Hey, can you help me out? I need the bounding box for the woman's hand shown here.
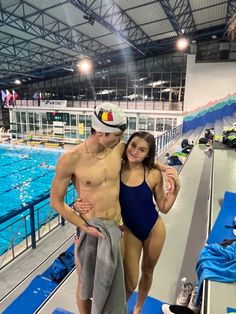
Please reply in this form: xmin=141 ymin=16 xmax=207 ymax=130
xmin=164 ymin=167 xmax=180 ymax=194
xmin=157 ymin=161 xmax=180 ymax=194
xmin=73 ymin=198 xmax=93 ymax=214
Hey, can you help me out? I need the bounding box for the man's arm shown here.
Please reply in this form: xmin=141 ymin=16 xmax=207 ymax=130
xmin=50 ymin=153 xmax=105 ymax=238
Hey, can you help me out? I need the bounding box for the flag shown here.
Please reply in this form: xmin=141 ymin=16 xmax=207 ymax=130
xmin=6 ymin=89 xmax=12 ymax=106
xmin=1 ymin=90 xmax=6 ymax=103
xmin=12 ymin=90 xmax=19 ymax=101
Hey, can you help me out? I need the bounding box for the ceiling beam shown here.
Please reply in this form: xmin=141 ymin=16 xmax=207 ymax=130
xmin=0 ymin=0 xmax=113 ymax=57
xmin=159 ymin=0 xmax=196 ymax=35
xmin=69 ymin=0 xmax=152 ymax=56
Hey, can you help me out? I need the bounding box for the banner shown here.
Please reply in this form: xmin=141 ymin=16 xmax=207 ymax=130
xmin=40 ymin=100 xmax=67 ymax=109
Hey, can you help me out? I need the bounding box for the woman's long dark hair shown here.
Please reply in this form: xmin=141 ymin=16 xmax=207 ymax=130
xmin=122 ymin=131 xmax=156 ymax=169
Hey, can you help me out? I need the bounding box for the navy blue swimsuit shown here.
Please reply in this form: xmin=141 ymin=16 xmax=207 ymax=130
xmin=120 ymin=166 xmax=159 ymax=241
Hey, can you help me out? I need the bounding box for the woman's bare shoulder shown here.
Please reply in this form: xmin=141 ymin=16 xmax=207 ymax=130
xmin=147 ymin=167 xmax=162 ymax=186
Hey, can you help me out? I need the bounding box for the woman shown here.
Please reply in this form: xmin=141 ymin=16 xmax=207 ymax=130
xmin=120 ymin=131 xmax=180 ymax=314
xmin=74 ymin=131 xmax=180 ymax=313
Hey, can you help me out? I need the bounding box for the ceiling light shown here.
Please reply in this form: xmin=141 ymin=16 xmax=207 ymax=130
xmin=77 ymin=59 xmax=93 ymax=73
xmin=176 ymin=37 xmax=189 ymax=51
xmin=15 ymin=79 xmax=21 ymax=85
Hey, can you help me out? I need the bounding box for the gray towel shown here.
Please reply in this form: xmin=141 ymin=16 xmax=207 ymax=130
xmin=77 ymin=218 xmax=127 ymax=314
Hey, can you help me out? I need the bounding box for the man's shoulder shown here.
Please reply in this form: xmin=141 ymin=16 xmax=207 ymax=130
xmin=114 ymin=141 xmax=125 ymax=154
xmin=59 ymin=145 xmax=82 ymax=163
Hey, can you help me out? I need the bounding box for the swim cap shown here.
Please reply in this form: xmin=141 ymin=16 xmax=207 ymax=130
xmin=92 ymin=103 xmax=127 ymax=132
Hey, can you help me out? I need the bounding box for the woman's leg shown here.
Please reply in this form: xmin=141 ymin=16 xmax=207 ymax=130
xmin=74 ymin=243 xmax=92 ymax=314
xmin=123 ymin=226 xmax=143 ymax=300
xmin=134 ymin=217 xmax=166 ymax=314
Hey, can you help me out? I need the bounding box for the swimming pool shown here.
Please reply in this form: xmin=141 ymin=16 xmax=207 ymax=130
xmin=0 ymin=144 xmax=75 ymax=257
xmin=0 ymin=144 xmax=62 ymax=216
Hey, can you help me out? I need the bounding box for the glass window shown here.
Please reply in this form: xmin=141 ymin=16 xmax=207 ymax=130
xmin=173 ymin=118 xmax=177 ymax=128
xmin=58 ymin=77 xmax=64 ymax=99
xmin=86 ymin=115 xmax=92 ymax=128
xmin=147 ymin=118 xmax=155 ymax=131
xmin=153 ymin=56 xmax=163 ymax=71
xmin=109 ymin=65 xmax=117 ymax=88
xmin=64 ymin=75 xmax=73 ymax=100
xmin=164 ymin=118 xmax=172 ymax=130
xmin=29 ymin=113 xmax=34 ymax=123
xmin=156 ymin=118 xmax=164 ymax=131
xmin=136 ymin=59 xmax=144 ymax=72
xmin=138 ymin=117 xmax=147 ymax=130
xmin=101 ymin=68 xmax=109 ymax=88
xmin=29 ymin=124 xmax=35 ymax=132
xmin=79 ymin=115 xmax=86 ymax=124
xmin=128 ymin=117 xmax=136 ymax=130
xmin=71 ymin=114 xmax=76 ymax=126
xmin=21 ymin=112 xmax=26 ymax=123
xmin=73 ymin=74 xmax=80 ymax=100
xmin=42 ymin=113 xmax=47 ymax=125
xmin=145 ymin=57 xmax=154 ymax=72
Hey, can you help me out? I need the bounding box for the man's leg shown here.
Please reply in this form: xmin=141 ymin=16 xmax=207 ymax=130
xmin=74 ymin=242 xmax=91 ymax=314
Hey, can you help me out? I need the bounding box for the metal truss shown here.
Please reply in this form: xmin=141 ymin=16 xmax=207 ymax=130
xmin=0 ymin=30 xmax=78 ymax=77
xmin=0 ymin=0 xmax=113 ymax=61
xmin=226 ymin=0 xmax=236 ymax=19
xmin=159 ymin=0 xmax=196 ymax=35
xmin=69 ymin=0 xmax=152 ymax=56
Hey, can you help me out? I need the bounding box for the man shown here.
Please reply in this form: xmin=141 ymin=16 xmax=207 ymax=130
xmin=50 ymin=103 xmax=128 ymax=314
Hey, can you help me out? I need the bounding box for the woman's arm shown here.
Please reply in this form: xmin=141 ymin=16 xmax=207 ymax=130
xmin=151 ymin=167 xmax=180 ymax=214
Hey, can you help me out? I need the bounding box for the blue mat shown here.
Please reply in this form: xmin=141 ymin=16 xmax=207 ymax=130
xmin=3 ymin=244 xmax=75 ymax=314
xmin=52 ymin=308 xmax=75 ymax=314
xmin=227 ymin=307 xmax=236 ymax=313
xmin=51 ymin=293 xmax=165 ymax=314
xmin=3 ymin=275 xmax=57 ymax=314
xmin=207 ymin=191 xmax=236 ymax=244
xmin=128 ymin=292 xmax=165 ymax=314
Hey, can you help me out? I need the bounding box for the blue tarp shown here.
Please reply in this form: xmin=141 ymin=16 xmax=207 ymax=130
xmin=207 ymin=191 xmax=236 ymax=244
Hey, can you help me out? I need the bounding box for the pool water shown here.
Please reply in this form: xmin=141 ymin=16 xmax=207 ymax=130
xmin=0 ymin=144 xmax=72 ymax=255
xmin=0 ymin=144 xmax=62 ymax=217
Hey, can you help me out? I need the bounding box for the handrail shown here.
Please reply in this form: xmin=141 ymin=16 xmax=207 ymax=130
xmin=0 ymin=192 xmax=51 ymax=225
xmin=155 ymin=124 xmax=183 ymax=157
xmin=0 ymin=184 xmax=73 ymax=225
xmin=0 ymin=183 xmax=76 ymax=269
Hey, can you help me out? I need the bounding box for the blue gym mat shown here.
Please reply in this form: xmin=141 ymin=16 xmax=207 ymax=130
xmin=52 ymin=308 xmax=75 ymax=314
xmin=227 ymin=307 xmax=236 ymax=313
xmin=52 ymin=293 xmax=166 ymax=314
xmin=2 ymin=275 xmax=57 ymax=314
xmin=207 ymin=191 xmax=236 ymax=244
xmin=3 ymin=243 xmax=75 ymax=314
xmin=128 ymin=292 xmax=165 ymax=314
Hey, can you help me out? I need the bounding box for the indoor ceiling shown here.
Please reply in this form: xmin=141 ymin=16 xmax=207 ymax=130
xmin=0 ymin=0 xmax=235 ymax=88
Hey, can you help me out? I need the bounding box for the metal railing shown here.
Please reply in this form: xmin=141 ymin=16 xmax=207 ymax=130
xmin=0 ymin=185 xmax=76 ymax=270
xmin=155 ymin=124 xmax=183 ymax=157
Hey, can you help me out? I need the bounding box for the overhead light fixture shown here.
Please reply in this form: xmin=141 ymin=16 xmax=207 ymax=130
xmin=15 ymin=79 xmax=21 ymax=85
xmin=83 ymin=15 xmax=95 ymax=25
xmin=176 ymin=36 xmax=189 ymax=51
xmin=77 ymin=59 xmax=93 ymax=73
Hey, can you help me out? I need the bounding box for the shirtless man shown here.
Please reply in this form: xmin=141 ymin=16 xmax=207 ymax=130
xmin=50 ymin=103 xmax=128 ymax=314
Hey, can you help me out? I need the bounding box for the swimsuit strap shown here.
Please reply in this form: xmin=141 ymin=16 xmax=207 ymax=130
xmin=143 ymin=163 xmax=145 ymax=181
